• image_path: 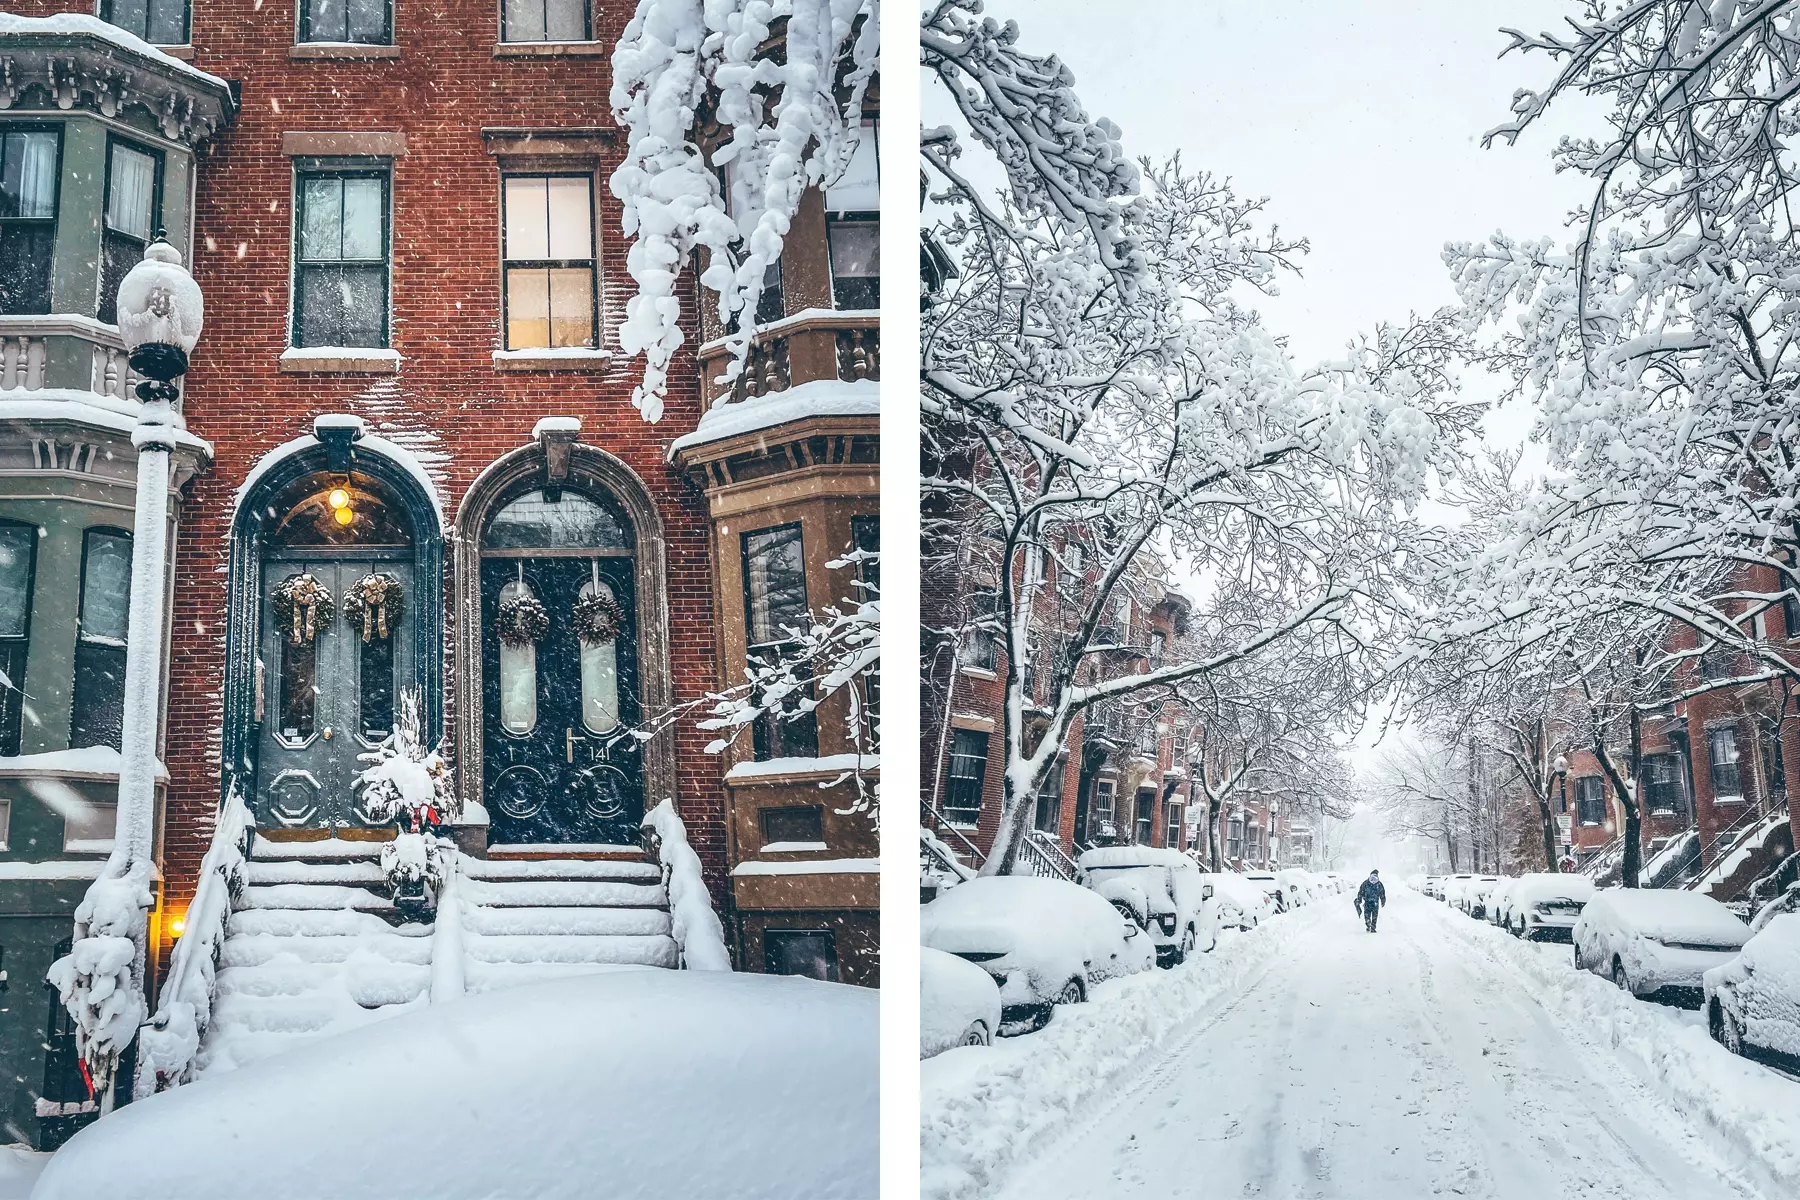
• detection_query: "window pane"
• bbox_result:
[546,0,586,40]
[498,581,537,735]
[548,267,594,348]
[765,931,837,981]
[0,226,53,315]
[827,219,879,309]
[0,524,35,638]
[99,231,144,326]
[761,805,822,843]
[106,144,157,240]
[824,124,879,212]
[579,582,620,734]
[484,490,629,550]
[71,642,126,750]
[506,266,551,349]
[347,0,388,43]
[360,634,394,742]
[63,801,117,851]
[80,532,132,644]
[503,0,546,42]
[743,525,807,647]
[306,0,348,41]
[339,178,383,260]
[105,0,151,40]
[0,132,57,220]
[545,177,591,259]
[148,0,188,44]
[300,177,343,260]
[279,635,317,742]
[0,644,25,756]
[504,177,550,261]
[299,264,385,347]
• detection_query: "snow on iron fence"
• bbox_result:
[641,799,731,971]
[134,788,254,1096]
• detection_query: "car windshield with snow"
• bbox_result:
[1077,846,1220,966]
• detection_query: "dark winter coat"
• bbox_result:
[1355,877,1386,911]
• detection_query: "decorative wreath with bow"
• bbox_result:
[273,573,335,645]
[342,573,404,642]
[497,591,550,648]
[572,590,625,646]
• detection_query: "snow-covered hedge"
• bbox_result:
[641,799,730,972]
[920,904,1324,1200]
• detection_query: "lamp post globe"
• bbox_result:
[115,234,204,397]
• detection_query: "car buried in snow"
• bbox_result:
[1201,872,1274,930]
[1241,871,1284,910]
[1458,876,1502,919]
[921,875,1155,1034]
[1574,889,1750,1007]
[1704,886,1800,1071]
[1272,868,1319,910]
[921,946,1004,1058]
[1499,873,1594,941]
[1078,846,1221,967]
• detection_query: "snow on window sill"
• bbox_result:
[290,41,401,58]
[492,346,612,372]
[63,838,115,855]
[731,857,879,878]
[492,40,607,57]
[760,841,829,854]
[958,666,998,681]
[280,347,401,374]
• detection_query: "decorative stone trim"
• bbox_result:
[279,347,401,373]
[481,127,613,157]
[281,130,408,156]
[491,348,612,372]
[0,27,235,145]
[491,41,607,57]
[289,43,402,59]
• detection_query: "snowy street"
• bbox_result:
[924,890,1800,1200]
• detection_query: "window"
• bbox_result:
[0,798,9,850]
[1150,630,1166,667]
[0,129,59,316]
[101,0,189,45]
[1700,645,1733,681]
[824,122,878,310]
[502,175,596,350]
[0,522,36,757]
[1226,815,1243,860]
[960,588,999,672]
[1092,776,1116,828]
[1760,717,1786,801]
[299,0,391,44]
[1574,776,1606,826]
[1134,790,1154,845]
[944,729,988,825]
[42,938,88,1114]
[1641,753,1681,816]
[761,805,823,846]
[63,801,116,854]
[850,516,879,738]
[359,625,395,741]
[1246,822,1264,862]
[1165,800,1181,849]
[742,524,817,761]
[1709,727,1743,800]
[99,140,161,326]
[293,166,390,348]
[71,530,131,751]
[765,929,838,982]
[1784,589,1800,640]
[501,0,587,41]
[1034,755,1064,834]
[1136,719,1157,757]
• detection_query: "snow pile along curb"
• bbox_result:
[1426,898,1800,1192]
[920,905,1325,1200]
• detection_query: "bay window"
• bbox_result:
[824,122,878,310]
[99,139,162,326]
[71,529,131,751]
[0,129,59,316]
[0,521,36,757]
[742,523,817,761]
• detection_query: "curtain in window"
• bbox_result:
[106,146,156,240]
[5,133,57,219]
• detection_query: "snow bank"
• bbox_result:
[641,799,730,971]
[1425,898,1800,1192]
[922,946,1002,1059]
[920,904,1323,1200]
[36,971,876,1200]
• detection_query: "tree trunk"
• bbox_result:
[1537,794,1558,872]
[1207,794,1222,870]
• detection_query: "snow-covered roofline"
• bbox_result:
[668,377,879,457]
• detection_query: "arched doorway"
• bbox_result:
[480,486,640,844]
[224,425,443,827]
[454,433,674,845]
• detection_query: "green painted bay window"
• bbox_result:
[0,129,59,316]
[0,521,37,757]
[71,529,131,751]
[99,139,162,326]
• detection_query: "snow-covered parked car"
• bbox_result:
[1458,876,1502,919]
[1273,868,1318,910]
[31,970,876,1200]
[1241,871,1283,909]
[1500,873,1594,941]
[1485,878,1518,927]
[921,875,1154,1033]
[1440,874,1476,909]
[1201,872,1274,930]
[921,945,1003,1058]
[1423,876,1445,900]
[1704,887,1800,1069]
[1078,846,1220,966]
[1574,889,1750,1006]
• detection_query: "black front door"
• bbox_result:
[481,556,641,845]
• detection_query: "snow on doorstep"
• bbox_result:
[732,857,879,876]
[36,971,876,1200]
[0,13,227,86]
[0,746,168,780]
[668,378,879,454]
[724,752,877,781]
[0,860,109,881]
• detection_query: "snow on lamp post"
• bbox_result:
[46,236,202,1111]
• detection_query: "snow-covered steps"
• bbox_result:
[454,852,678,997]
[198,837,431,1077]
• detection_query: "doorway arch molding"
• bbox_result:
[221,422,445,812]
[453,433,675,820]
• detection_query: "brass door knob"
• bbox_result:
[322,727,333,740]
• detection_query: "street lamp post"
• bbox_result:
[1552,753,1571,867]
[54,236,202,1109]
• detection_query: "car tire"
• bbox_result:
[960,1020,992,1049]
[1181,925,1197,958]
[1708,999,1743,1056]
[1612,957,1632,995]
[1056,978,1085,1006]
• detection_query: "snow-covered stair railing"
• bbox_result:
[134,790,254,1096]
[641,799,730,971]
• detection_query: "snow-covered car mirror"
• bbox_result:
[1202,884,1214,901]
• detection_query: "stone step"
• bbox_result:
[459,878,668,909]
[212,961,431,1007]
[219,933,435,969]
[462,933,679,968]
[460,857,661,883]
[240,884,394,912]
[462,961,662,996]
[247,859,388,887]
[459,905,671,938]
[227,907,423,939]
[249,837,386,862]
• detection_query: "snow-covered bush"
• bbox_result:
[641,799,731,971]
[358,690,457,826]
[609,0,878,420]
[46,861,155,1101]
[380,832,450,905]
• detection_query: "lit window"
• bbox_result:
[503,175,596,350]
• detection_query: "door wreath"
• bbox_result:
[343,573,404,642]
[572,590,625,646]
[272,574,335,645]
[497,590,550,647]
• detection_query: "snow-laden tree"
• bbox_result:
[921,3,1470,876]
[609,0,877,421]
[1366,733,1488,874]
[1442,0,1800,690]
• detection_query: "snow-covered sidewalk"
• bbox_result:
[921,902,1328,1200]
[924,889,1798,1200]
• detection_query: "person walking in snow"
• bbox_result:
[1353,870,1387,932]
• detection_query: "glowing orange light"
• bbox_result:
[169,918,185,938]
[334,507,355,526]
[327,488,351,510]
